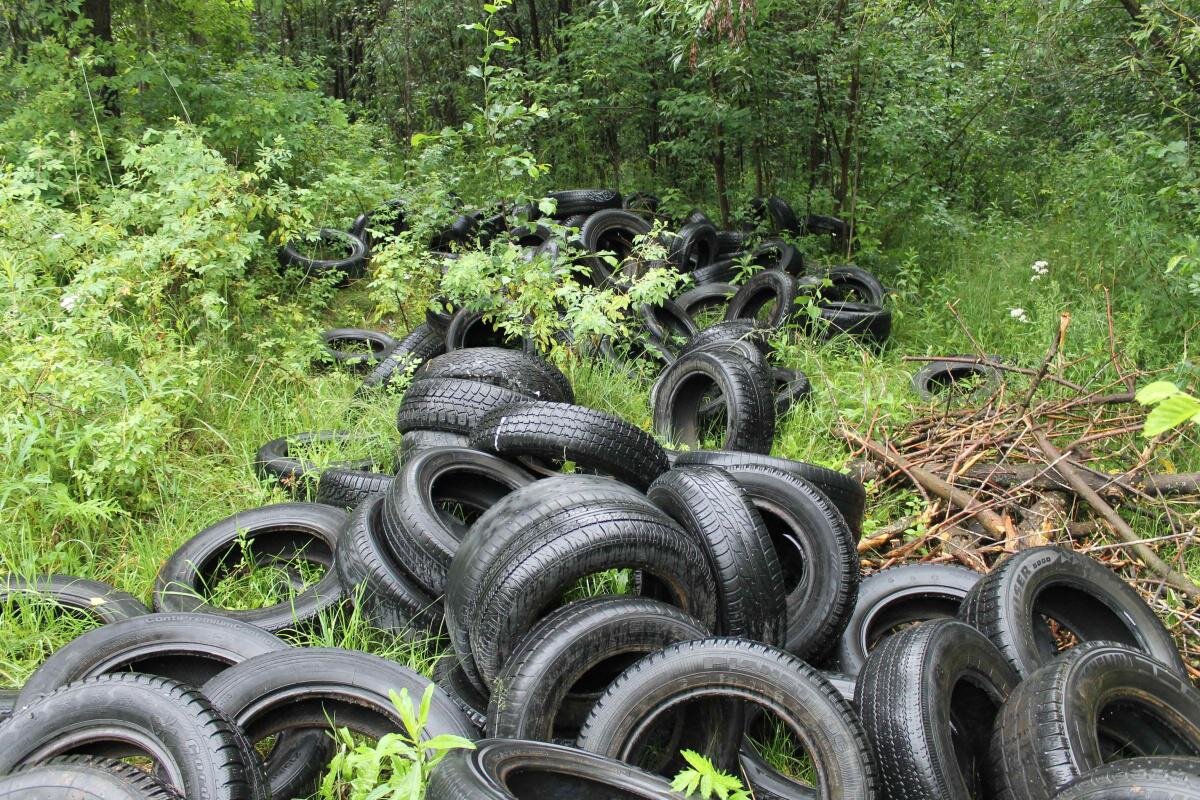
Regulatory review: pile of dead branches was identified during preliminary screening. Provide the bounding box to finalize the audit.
[840,311,1200,672]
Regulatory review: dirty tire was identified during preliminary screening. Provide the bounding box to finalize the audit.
[319,328,396,372]
[0,755,182,799]
[0,574,148,624]
[724,269,799,329]
[416,347,573,403]
[314,466,394,509]
[433,655,489,730]
[651,350,775,454]
[1051,757,1200,799]
[359,323,446,391]
[675,282,737,319]
[253,430,374,487]
[396,377,531,435]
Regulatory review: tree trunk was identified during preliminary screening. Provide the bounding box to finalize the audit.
[82,0,119,116]
[527,0,541,57]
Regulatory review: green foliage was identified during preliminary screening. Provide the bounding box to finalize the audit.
[318,685,475,800]
[1137,381,1200,437]
[671,749,750,800]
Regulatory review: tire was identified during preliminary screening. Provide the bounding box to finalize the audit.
[1052,757,1200,799]
[0,755,182,799]
[469,402,669,491]
[819,265,886,306]
[724,269,799,328]
[153,503,344,632]
[774,366,812,417]
[15,613,327,800]
[579,209,653,285]
[577,637,879,798]
[444,309,535,352]
[912,357,1001,403]
[751,239,803,276]
[671,449,867,536]
[444,476,653,691]
[278,228,367,281]
[0,673,264,800]
[640,298,699,344]
[811,301,892,346]
[651,350,775,453]
[204,647,478,787]
[396,429,470,464]
[623,191,661,214]
[427,738,684,799]
[487,597,710,740]
[677,320,772,359]
[700,464,858,661]
[675,282,737,319]
[800,214,850,245]
[547,188,622,219]
[314,466,393,509]
[425,296,456,334]
[749,197,799,234]
[0,575,148,624]
[0,690,13,723]
[856,619,1019,800]
[382,446,535,594]
[833,564,981,676]
[991,642,1200,800]
[692,256,741,285]
[396,377,531,435]
[253,430,374,487]
[319,328,396,372]
[335,495,443,634]
[647,467,785,644]
[467,501,718,688]
[433,655,489,730]
[669,222,719,269]
[415,347,573,403]
[716,230,747,255]
[359,323,446,391]
[959,545,1187,679]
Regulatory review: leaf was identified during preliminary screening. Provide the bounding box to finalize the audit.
[1144,394,1200,437]
[421,734,476,753]
[1136,381,1183,405]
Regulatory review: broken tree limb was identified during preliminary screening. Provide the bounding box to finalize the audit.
[1029,424,1200,600]
[857,512,925,554]
[1020,312,1071,411]
[840,427,1012,541]
[957,464,1200,496]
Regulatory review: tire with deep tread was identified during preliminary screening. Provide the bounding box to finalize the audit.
[651,350,775,454]
[1052,757,1200,799]
[396,377,532,435]
[359,323,446,391]
[415,347,573,403]
[724,269,799,328]
[314,466,394,509]
[0,755,182,800]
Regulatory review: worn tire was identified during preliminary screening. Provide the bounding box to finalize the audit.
[725,270,799,329]
[433,655,489,730]
[253,430,374,487]
[579,209,652,284]
[548,188,622,219]
[811,301,892,346]
[396,377,531,435]
[774,366,813,417]
[314,466,393,509]
[469,402,669,490]
[319,328,396,373]
[0,575,148,624]
[0,673,263,800]
[912,356,1001,404]
[991,642,1200,800]
[577,637,879,797]
[1052,757,1200,799]
[818,265,886,306]
[443,309,535,353]
[278,228,367,281]
[856,619,1019,800]
[669,221,719,269]
[652,350,775,454]
[647,466,785,644]
[153,503,344,632]
[640,298,699,344]
[692,256,742,285]
[487,597,710,740]
[396,429,470,465]
[0,755,182,799]
[677,319,772,359]
[382,446,534,594]
[416,347,573,403]
[751,239,803,276]
[675,282,737,319]
[959,545,1187,679]
[359,323,446,391]
[833,563,980,676]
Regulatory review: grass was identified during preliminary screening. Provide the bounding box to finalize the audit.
[1,210,1198,795]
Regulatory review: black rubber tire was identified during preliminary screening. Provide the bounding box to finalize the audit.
[1052,757,1200,799]
[669,221,719,269]
[812,301,892,346]
[800,214,851,244]
[691,256,741,285]
[319,328,396,372]
[469,401,669,491]
[751,239,803,276]
[579,209,652,284]
[468,501,719,688]
[675,282,737,319]
[991,642,1200,800]
[0,755,182,799]
[334,495,443,634]
[715,229,747,255]
[700,464,858,661]
[433,655,489,730]
[396,429,470,464]
[427,738,685,799]
[14,613,327,800]
[278,227,367,280]
[749,196,799,234]
[833,563,981,676]
[912,356,1001,403]
[677,319,772,359]
[818,265,886,306]
[382,446,535,594]
[415,347,573,403]
[253,430,374,488]
[724,269,799,329]
[670,449,867,536]
[640,298,699,344]
[443,309,535,353]
[0,575,148,623]
[0,673,263,800]
[959,545,1188,679]
[204,647,479,786]
[856,619,1019,800]
[577,637,879,797]
[314,466,393,509]
[647,467,785,644]
[445,476,652,691]
[0,689,14,723]
[652,350,775,453]
[153,502,344,632]
[359,323,447,391]
[548,188,622,219]
[396,377,531,435]
[425,296,456,334]
[487,596,710,740]
[773,366,813,417]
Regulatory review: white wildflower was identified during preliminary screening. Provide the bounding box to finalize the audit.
[50,233,65,240]
[1009,307,1029,323]
[60,293,78,312]
[1030,260,1049,281]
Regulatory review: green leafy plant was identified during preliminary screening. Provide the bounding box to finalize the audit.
[1136,381,1200,437]
[671,749,750,800]
[318,684,475,800]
